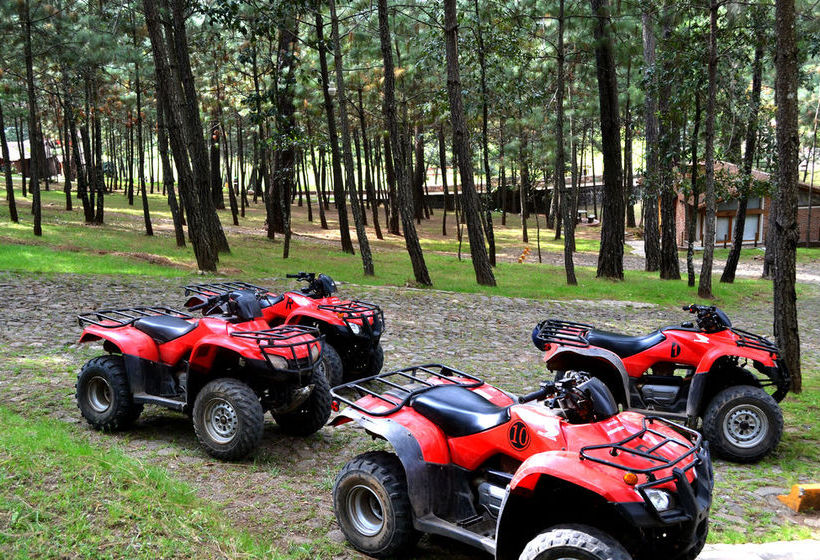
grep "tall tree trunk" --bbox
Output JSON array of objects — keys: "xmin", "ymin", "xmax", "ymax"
[
  {"xmin": 377, "ymin": 0, "xmax": 431, "ymax": 285},
  {"xmin": 358, "ymin": 88, "xmax": 382, "ymax": 239},
  {"xmin": 591, "ymin": 0, "xmax": 624, "ymax": 279},
  {"xmin": 773, "ymin": 0, "xmax": 801, "ymax": 392},
  {"xmin": 0, "ymin": 101, "xmax": 18, "ymax": 223},
  {"xmin": 556, "ymin": 0, "xmax": 576, "ymax": 284},
  {"xmin": 698, "ymin": 0, "xmax": 719, "ymax": 298},
  {"xmin": 658, "ymin": 6, "xmax": 680, "ymax": 280},
  {"xmin": 167, "ymin": 0, "xmax": 228, "ymax": 253},
  {"xmin": 157, "ymin": 107, "xmax": 185, "ymax": 247},
  {"xmin": 438, "ymin": 124, "xmax": 449, "ymax": 236},
  {"xmin": 383, "ymin": 137, "xmax": 400, "ymax": 235},
  {"xmin": 15, "ymin": 115, "xmax": 26, "ymax": 198},
  {"xmin": 520, "ymin": 129, "xmax": 530, "ymax": 243},
  {"xmin": 134, "ymin": 35, "xmax": 153, "ymax": 236},
  {"xmin": 329, "ymin": 0, "xmax": 373, "ymax": 274},
  {"xmin": 143, "ymin": 0, "xmax": 218, "ymax": 270},
  {"xmin": 275, "ymin": 14, "xmax": 300, "ymax": 259},
  {"xmin": 20, "ymin": 0, "xmax": 42, "ymax": 236},
  {"xmin": 316, "ymin": 11, "xmax": 355, "ymax": 254},
  {"xmin": 642, "ymin": 10, "xmax": 661, "ymax": 271},
  {"xmin": 722, "ymin": 29, "xmax": 763, "ymax": 283},
  {"xmin": 500, "ymin": 118, "xmax": 507, "ymax": 225},
  {"xmin": 623, "ymin": 58, "xmax": 635, "ymax": 229},
  {"xmin": 687, "ymin": 84, "xmax": 703, "ymax": 287},
  {"xmin": 472, "ymin": 0, "xmax": 496, "ymax": 266}
]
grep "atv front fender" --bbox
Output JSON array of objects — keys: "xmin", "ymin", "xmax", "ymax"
[
  {"xmin": 285, "ymin": 309, "xmax": 346, "ymax": 330},
  {"xmin": 508, "ymin": 450, "xmax": 641, "ymax": 503},
  {"xmin": 189, "ymin": 335, "xmax": 263, "ymax": 371},
  {"xmin": 544, "ymin": 347, "xmax": 631, "ymax": 407}
]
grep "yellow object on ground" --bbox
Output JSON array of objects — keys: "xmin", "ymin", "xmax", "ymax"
[{"xmin": 778, "ymin": 484, "xmax": 820, "ymax": 513}]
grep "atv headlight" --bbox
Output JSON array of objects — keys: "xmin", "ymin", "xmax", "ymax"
[
  {"xmin": 310, "ymin": 343, "xmax": 321, "ymax": 362},
  {"xmin": 349, "ymin": 322, "xmax": 362, "ymax": 335},
  {"xmin": 645, "ymin": 489, "xmax": 674, "ymax": 512},
  {"xmin": 268, "ymin": 355, "xmax": 289, "ymax": 371}
]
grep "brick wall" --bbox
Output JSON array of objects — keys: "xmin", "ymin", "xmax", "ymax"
[{"xmin": 798, "ymin": 207, "xmax": 819, "ymax": 244}]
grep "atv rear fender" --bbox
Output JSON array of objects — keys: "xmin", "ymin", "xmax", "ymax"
[
  {"xmin": 78, "ymin": 326, "xmax": 159, "ymax": 362},
  {"xmin": 544, "ymin": 347, "xmax": 631, "ymax": 407},
  {"xmin": 332, "ymin": 410, "xmax": 467, "ymax": 523}
]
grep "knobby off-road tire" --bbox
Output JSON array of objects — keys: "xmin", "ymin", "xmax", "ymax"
[
  {"xmin": 346, "ymin": 343, "xmax": 385, "ymax": 381},
  {"xmin": 333, "ymin": 451, "xmax": 418, "ymax": 558},
  {"xmin": 76, "ymin": 355, "xmax": 143, "ymax": 431},
  {"xmin": 192, "ymin": 378, "xmax": 264, "ymax": 461},
  {"xmin": 322, "ymin": 343, "xmax": 344, "ymax": 388},
  {"xmin": 520, "ymin": 524, "xmax": 632, "ymax": 560},
  {"xmin": 703, "ymin": 385, "xmax": 783, "ymax": 463},
  {"xmin": 272, "ymin": 366, "xmax": 331, "ymax": 436},
  {"xmin": 671, "ymin": 519, "xmax": 709, "ymax": 560}
]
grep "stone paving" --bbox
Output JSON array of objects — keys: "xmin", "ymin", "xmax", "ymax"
[{"xmin": 0, "ymin": 272, "xmax": 817, "ymax": 558}]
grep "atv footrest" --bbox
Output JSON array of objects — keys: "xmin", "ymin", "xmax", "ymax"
[
  {"xmin": 78, "ymin": 307, "xmax": 194, "ymax": 328},
  {"xmin": 331, "ymin": 364, "xmax": 484, "ymax": 417},
  {"xmin": 534, "ymin": 319, "xmax": 593, "ymax": 348}
]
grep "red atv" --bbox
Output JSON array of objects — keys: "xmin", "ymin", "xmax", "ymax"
[
  {"xmin": 532, "ymin": 304, "xmax": 790, "ymax": 463},
  {"xmin": 182, "ymin": 272, "xmax": 384, "ymax": 387},
  {"xmin": 330, "ymin": 366, "xmax": 712, "ymax": 560},
  {"xmin": 76, "ymin": 290, "xmax": 330, "ymax": 460}
]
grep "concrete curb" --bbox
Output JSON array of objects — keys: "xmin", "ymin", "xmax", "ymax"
[{"xmin": 700, "ymin": 540, "xmax": 820, "ymax": 560}]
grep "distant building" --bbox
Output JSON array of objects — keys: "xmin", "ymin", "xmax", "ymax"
[
  {"xmin": 673, "ymin": 161, "xmax": 819, "ymax": 247},
  {"xmin": 0, "ymin": 138, "xmax": 63, "ymax": 178}
]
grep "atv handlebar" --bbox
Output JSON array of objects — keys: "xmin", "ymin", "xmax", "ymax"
[
  {"xmin": 287, "ymin": 272, "xmax": 315, "ymax": 282},
  {"xmin": 518, "ymin": 382, "xmax": 556, "ymax": 403}
]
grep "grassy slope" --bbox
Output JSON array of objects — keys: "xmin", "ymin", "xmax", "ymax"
[{"xmin": 0, "ymin": 406, "xmax": 315, "ymax": 559}]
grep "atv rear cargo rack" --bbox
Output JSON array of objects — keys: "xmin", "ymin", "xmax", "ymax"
[
  {"xmin": 78, "ymin": 307, "xmax": 194, "ymax": 328},
  {"xmin": 534, "ymin": 319, "xmax": 593, "ymax": 348},
  {"xmin": 579, "ymin": 416, "xmax": 701, "ymax": 480},
  {"xmin": 331, "ymin": 363, "xmax": 483, "ymax": 417},
  {"xmin": 183, "ymin": 281, "xmax": 270, "ymax": 297},
  {"xmin": 317, "ymin": 300, "xmax": 385, "ymax": 335},
  {"xmin": 231, "ymin": 325, "xmax": 323, "ymax": 373},
  {"xmin": 732, "ymin": 328, "xmax": 780, "ymax": 356}
]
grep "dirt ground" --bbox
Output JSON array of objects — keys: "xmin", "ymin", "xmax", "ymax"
[{"xmin": 0, "ymin": 273, "xmax": 817, "ymax": 558}]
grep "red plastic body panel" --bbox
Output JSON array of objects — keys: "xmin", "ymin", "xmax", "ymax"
[
  {"xmin": 261, "ymin": 292, "xmax": 348, "ymax": 328},
  {"xmin": 78, "ymin": 325, "xmax": 160, "ymax": 362},
  {"xmin": 79, "ymin": 315, "xmax": 316, "ymax": 370},
  {"xmin": 339, "ymin": 383, "xmax": 698, "ymax": 505},
  {"xmin": 545, "ymin": 327, "xmax": 778, "ymax": 378}
]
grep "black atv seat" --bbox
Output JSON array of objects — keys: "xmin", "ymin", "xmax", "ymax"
[
  {"xmin": 587, "ymin": 329, "xmax": 666, "ymax": 358},
  {"xmin": 411, "ymin": 385, "xmax": 510, "ymax": 438},
  {"xmin": 134, "ymin": 316, "xmax": 197, "ymax": 344}
]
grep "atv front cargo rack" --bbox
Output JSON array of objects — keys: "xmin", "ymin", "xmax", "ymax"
[
  {"xmin": 331, "ymin": 363, "xmax": 483, "ymax": 417},
  {"xmin": 183, "ymin": 281, "xmax": 270, "ymax": 297},
  {"xmin": 231, "ymin": 325, "xmax": 323, "ymax": 372},
  {"xmin": 579, "ymin": 416, "xmax": 701, "ymax": 480},
  {"xmin": 732, "ymin": 328, "xmax": 780, "ymax": 356},
  {"xmin": 318, "ymin": 300, "xmax": 385, "ymax": 335},
  {"xmin": 534, "ymin": 319, "xmax": 593, "ymax": 348},
  {"xmin": 78, "ymin": 307, "xmax": 194, "ymax": 328}
]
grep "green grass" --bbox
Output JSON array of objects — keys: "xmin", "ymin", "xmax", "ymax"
[
  {"xmin": 0, "ymin": 406, "xmax": 306, "ymax": 559},
  {"xmin": 0, "ymin": 185, "xmax": 796, "ymax": 309},
  {"xmin": 0, "ymin": 243, "xmax": 185, "ymax": 277}
]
